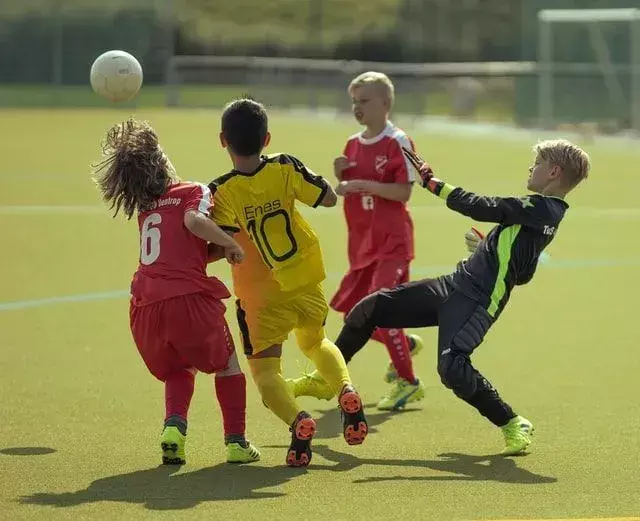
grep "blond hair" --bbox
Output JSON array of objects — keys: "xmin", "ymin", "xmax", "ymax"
[
  {"xmin": 534, "ymin": 139, "xmax": 590, "ymax": 189},
  {"xmin": 348, "ymin": 71, "xmax": 395, "ymax": 105}
]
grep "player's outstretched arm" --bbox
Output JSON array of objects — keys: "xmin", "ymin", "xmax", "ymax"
[
  {"xmin": 337, "ymin": 180, "xmax": 411, "ymax": 202},
  {"xmin": 402, "ymin": 147, "xmax": 547, "ymax": 226},
  {"xmin": 184, "ymin": 210, "xmax": 244, "ymax": 264}
]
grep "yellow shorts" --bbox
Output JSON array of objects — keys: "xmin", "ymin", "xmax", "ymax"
[{"xmin": 236, "ymin": 283, "xmax": 328, "ymax": 356}]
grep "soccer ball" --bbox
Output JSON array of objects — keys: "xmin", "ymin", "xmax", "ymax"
[{"xmin": 90, "ymin": 50, "xmax": 143, "ymax": 103}]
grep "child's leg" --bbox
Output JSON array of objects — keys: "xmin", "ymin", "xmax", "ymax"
[
  {"xmin": 369, "ymin": 260, "xmax": 416, "ymax": 383},
  {"xmin": 164, "ymin": 368, "xmax": 196, "ymax": 433},
  {"xmin": 295, "ymin": 327, "xmax": 351, "ymax": 396},
  {"xmin": 373, "ymin": 328, "xmax": 415, "ymax": 382},
  {"xmin": 247, "ymin": 347, "xmax": 300, "ymax": 427},
  {"xmin": 336, "ymin": 278, "xmax": 446, "ymax": 359},
  {"xmin": 437, "ymin": 290, "xmax": 515, "ymax": 426},
  {"xmin": 214, "ymin": 351, "xmax": 246, "ymax": 442}
]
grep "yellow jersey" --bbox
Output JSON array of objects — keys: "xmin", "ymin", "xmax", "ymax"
[{"xmin": 209, "ymin": 153, "xmax": 329, "ymax": 303}]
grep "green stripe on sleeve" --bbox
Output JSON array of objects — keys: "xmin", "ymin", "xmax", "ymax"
[
  {"xmin": 487, "ymin": 224, "xmax": 521, "ymax": 316},
  {"xmin": 439, "ymin": 183, "xmax": 456, "ymax": 200}
]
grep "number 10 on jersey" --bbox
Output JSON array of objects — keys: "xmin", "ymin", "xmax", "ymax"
[{"xmin": 246, "ymin": 210, "xmax": 298, "ymax": 268}]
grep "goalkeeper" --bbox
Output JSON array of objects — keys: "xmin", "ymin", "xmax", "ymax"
[{"xmin": 331, "ymin": 139, "xmax": 590, "ymax": 455}]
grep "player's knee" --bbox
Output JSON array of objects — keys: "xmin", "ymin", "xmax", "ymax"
[
  {"xmin": 295, "ymin": 328, "xmax": 325, "ymax": 357},
  {"xmin": 344, "ymin": 291, "xmax": 383, "ymax": 330},
  {"xmin": 247, "ymin": 358, "xmax": 280, "ymax": 390},
  {"xmin": 437, "ymin": 352, "xmax": 478, "ymax": 400}
]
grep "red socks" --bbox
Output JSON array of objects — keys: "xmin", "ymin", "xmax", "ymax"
[
  {"xmin": 214, "ymin": 373, "xmax": 247, "ymax": 438},
  {"xmin": 165, "ymin": 370, "xmax": 247, "ymax": 439},
  {"xmin": 164, "ymin": 369, "xmax": 196, "ymax": 422},
  {"xmin": 373, "ymin": 328, "xmax": 416, "ymax": 383}
]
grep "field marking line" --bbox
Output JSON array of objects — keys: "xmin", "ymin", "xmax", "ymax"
[
  {"xmin": 0, "ymin": 290, "xmax": 129, "ymax": 311},
  {"xmin": 482, "ymin": 518, "xmax": 640, "ymax": 521},
  {"xmin": 2, "ymin": 257, "xmax": 640, "ymax": 312},
  {"xmin": 2, "ymin": 204, "xmax": 640, "ymax": 219}
]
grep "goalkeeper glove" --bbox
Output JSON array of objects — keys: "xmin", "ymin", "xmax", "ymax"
[
  {"xmin": 464, "ymin": 227, "xmax": 484, "ymax": 254},
  {"xmin": 401, "ymin": 146, "xmax": 446, "ymax": 195}
]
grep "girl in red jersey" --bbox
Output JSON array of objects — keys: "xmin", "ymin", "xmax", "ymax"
[{"xmin": 93, "ymin": 119, "xmax": 260, "ymax": 465}]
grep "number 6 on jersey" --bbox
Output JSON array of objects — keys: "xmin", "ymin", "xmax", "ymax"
[{"xmin": 141, "ymin": 212, "xmax": 162, "ymax": 265}]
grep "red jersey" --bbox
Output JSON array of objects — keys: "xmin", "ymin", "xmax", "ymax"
[
  {"xmin": 130, "ymin": 182, "xmax": 230, "ymax": 306},
  {"xmin": 341, "ymin": 122, "xmax": 416, "ymax": 270}
]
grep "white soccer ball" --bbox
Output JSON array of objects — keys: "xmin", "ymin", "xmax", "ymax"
[{"xmin": 90, "ymin": 50, "xmax": 143, "ymax": 103}]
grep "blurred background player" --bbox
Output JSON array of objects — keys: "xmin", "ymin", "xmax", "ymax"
[
  {"xmin": 209, "ymin": 98, "xmax": 368, "ymax": 467},
  {"xmin": 332, "ymin": 139, "xmax": 590, "ymax": 455},
  {"xmin": 291, "ymin": 71, "xmax": 425, "ymax": 411},
  {"xmin": 93, "ymin": 119, "xmax": 261, "ymax": 465}
]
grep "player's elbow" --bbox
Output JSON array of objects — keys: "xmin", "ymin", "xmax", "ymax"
[
  {"xmin": 319, "ymin": 186, "xmax": 338, "ymax": 207},
  {"xmin": 183, "ymin": 210, "xmax": 203, "ymax": 233},
  {"xmin": 396, "ymin": 184, "xmax": 412, "ymax": 202}
]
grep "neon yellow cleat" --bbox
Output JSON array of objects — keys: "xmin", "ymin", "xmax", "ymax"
[
  {"xmin": 377, "ymin": 378, "xmax": 425, "ymax": 410},
  {"xmin": 501, "ymin": 415, "xmax": 534, "ymax": 455},
  {"xmin": 383, "ymin": 334, "xmax": 424, "ymax": 383},
  {"xmin": 287, "ymin": 371, "xmax": 335, "ymax": 401},
  {"xmin": 160, "ymin": 426, "xmax": 186, "ymax": 465},
  {"xmin": 226, "ymin": 441, "xmax": 261, "ymax": 463}
]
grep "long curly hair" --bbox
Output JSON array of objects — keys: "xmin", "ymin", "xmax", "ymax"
[{"xmin": 92, "ymin": 119, "xmax": 177, "ymax": 219}]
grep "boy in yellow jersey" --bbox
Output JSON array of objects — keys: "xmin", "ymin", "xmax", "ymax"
[{"xmin": 208, "ymin": 98, "xmax": 368, "ymax": 467}]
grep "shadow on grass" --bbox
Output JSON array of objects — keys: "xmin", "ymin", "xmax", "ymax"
[
  {"xmin": 19, "ymin": 463, "xmax": 305, "ymax": 510},
  {"xmin": 1, "ymin": 447, "xmax": 57, "ymax": 456},
  {"xmin": 311, "ymin": 401, "xmax": 421, "ymax": 440},
  {"xmin": 18, "ymin": 402, "xmax": 554, "ymax": 511},
  {"xmin": 19, "ymin": 446, "xmax": 555, "ymax": 511},
  {"xmin": 311, "ymin": 445, "xmax": 557, "ymax": 485}
]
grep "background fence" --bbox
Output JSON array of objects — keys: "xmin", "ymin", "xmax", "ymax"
[{"xmin": 1, "ymin": 0, "xmax": 639, "ymax": 131}]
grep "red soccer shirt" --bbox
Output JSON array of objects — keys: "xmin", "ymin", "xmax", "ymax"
[
  {"xmin": 341, "ymin": 122, "xmax": 416, "ymax": 270},
  {"xmin": 130, "ymin": 182, "xmax": 231, "ymax": 306}
]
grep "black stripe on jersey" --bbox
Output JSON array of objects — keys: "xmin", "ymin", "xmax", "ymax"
[
  {"xmin": 235, "ymin": 300, "xmax": 253, "ymax": 356},
  {"xmin": 208, "ymin": 172, "xmax": 237, "ymax": 193},
  {"xmin": 276, "ymin": 153, "xmax": 328, "ymax": 206},
  {"xmin": 208, "ymin": 160, "xmax": 271, "ymax": 189},
  {"xmin": 220, "ymin": 224, "xmax": 240, "ymax": 233},
  {"xmin": 312, "ymin": 182, "xmax": 328, "ymax": 208}
]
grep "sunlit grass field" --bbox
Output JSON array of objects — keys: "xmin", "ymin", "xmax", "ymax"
[{"xmin": 1, "ymin": 108, "xmax": 639, "ymax": 520}]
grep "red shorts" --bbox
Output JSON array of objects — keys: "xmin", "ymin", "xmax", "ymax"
[
  {"xmin": 130, "ymin": 292, "xmax": 235, "ymax": 382},
  {"xmin": 330, "ymin": 259, "xmax": 410, "ymax": 315}
]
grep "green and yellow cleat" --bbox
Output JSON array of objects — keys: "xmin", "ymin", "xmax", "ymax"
[
  {"xmin": 287, "ymin": 371, "xmax": 335, "ymax": 401},
  {"xmin": 377, "ymin": 378, "xmax": 426, "ymax": 411},
  {"xmin": 383, "ymin": 334, "xmax": 424, "ymax": 383},
  {"xmin": 160, "ymin": 426, "xmax": 186, "ymax": 465},
  {"xmin": 226, "ymin": 441, "xmax": 261, "ymax": 464},
  {"xmin": 501, "ymin": 415, "xmax": 534, "ymax": 456}
]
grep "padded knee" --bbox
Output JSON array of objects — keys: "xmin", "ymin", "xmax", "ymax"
[
  {"xmin": 344, "ymin": 291, "xmax": 381, "ymax": 330},
  {"xmin": 451, "ymin": 307, "xmax": 493, "ymax": 354},
  {"xmin": 437, "ymin": 352, "xmax": 478, "ymax": 400}
]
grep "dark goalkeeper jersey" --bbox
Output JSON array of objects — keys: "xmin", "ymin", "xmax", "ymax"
[{"xmin": 436, "ymin": 184, "xmax": 569, "ymax": 319}]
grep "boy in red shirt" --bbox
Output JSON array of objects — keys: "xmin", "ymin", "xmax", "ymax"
[
  {"xmin": 291, "ymin": 72, "xmax": 425, "ymax": 410},
  {"xmin": 93, "ymin": 119, "xmax": 260, "ymax": 465}
]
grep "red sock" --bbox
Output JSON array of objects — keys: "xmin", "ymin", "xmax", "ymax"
[
  {"xmin": 214, "ymin": 373, "xmax": 246, "ymax": 437},
  {"xmin": 165, "ymin": 369, "xmax": 196, "ymax": 422},
  {"xmin": 376, "ymin": 328, "xmax": 416, "ymax": 383}
]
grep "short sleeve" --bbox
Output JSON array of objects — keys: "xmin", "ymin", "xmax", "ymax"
[
  {"xmin": 283, "ymin": 154, "xmax": 328, "ymax": 208},
  {"xmin": 183, "ymin": 182, "xmax": 213, "ymax": 215},
  {"xmin": 388, "ymin": 133, "xmax": 417, "ymax": 184},
  {"xmin": 209, "ymin": 183, "xmax": 240, "ymax": 233}
]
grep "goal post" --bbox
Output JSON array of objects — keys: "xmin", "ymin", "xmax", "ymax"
[{"xmin": 537, "ymin": 8, "xmax": 640, "ymax": 131}]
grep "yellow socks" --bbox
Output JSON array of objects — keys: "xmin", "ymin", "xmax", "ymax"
[
  {"xmin": 248, "ymin": 357, "xmax": 299, "ymax": 426},
  {"xmin": 298, "ymin": 335, "xmax": 351, "ymax": 396}
]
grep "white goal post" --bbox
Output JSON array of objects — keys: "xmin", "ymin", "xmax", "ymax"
[{"xmin": 537, "ymin": 8, "xmax": 640, "ymax": 131}]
